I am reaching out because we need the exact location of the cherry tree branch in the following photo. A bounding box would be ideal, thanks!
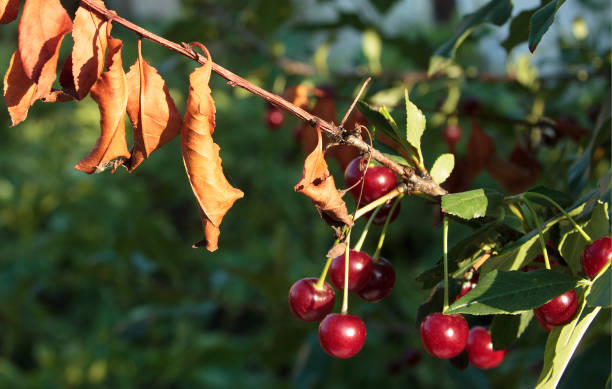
[80,0,447,197]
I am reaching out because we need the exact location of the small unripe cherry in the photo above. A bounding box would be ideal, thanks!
[265,105,285,129]
[443,124,463,148]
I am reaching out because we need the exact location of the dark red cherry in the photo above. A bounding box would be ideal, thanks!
[533,308,555,331]
[357,257,396,302]
[443,124,463,148]
[533,289,578,326]
[318,313,366,358]
[329,250,373,292]
[466,327,507,369]
[366,201,401,226]
[420,313,469,359]
[288,278,335,322]
[581,237,612,278]
[265,105,285,129]
[344,157,397,204]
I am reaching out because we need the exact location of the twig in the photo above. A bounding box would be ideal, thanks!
[340,77,371,127]
[80,0,448,198]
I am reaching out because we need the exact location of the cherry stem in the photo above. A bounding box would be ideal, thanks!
[442,216,450,313]
[523,192,593,244]
[354,184,408,221]
[353,205,382,252]
[522,198,551,270]
[341,229,352,315]
[315,256,334,290]
[373,194,404,262]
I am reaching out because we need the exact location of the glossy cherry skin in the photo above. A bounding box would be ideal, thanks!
[533,309,555,331]
[344,157,397,204]
[288,278,335,322]
[420,313,469,359]
[265,105,285,129]
[466,327,507,369]
[533,289,578,327]
[581,237,612,278]
[329,250,373,292]
[357,257,396,302]
[318,313,366,358]
[367,202,401,226]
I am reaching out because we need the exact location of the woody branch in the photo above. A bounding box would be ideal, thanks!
[80,0,447,198]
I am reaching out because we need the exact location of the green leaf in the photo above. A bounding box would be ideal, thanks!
[430,154,455,184]
[586,266,611,308]
[535,298,601,388]
[528,0,566,53]
[480,201,590,274]
[429,0,513,74]
[490,311,533,350]
[357,100,414,155]
[527,186,573,208]
[501,7,540,53]
[404,89,426,162]
[559,201,609,275]
[446,270,580,315]
[441,188,504,220]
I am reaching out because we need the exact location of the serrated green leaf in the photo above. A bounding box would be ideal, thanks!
[490,311,533,350]
[587,266,611,308]
[441,189,504,220]
[559,201,609,275]
[429,0,513,75]
[430,154,455,184]
[536,297,601,389]
[528,0,566,53]
[404,90,426,161]
[357,101,414,156]
[446,270,580,315]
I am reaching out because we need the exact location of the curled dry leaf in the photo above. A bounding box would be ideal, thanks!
[18,0,72,83]
[0,0,19,24]
[181,44,244,252]
[125,40,182,171]
[3,50,36,126]
[295,123,353,232]
[71,0,108,100]
[75,31,130,174]
[41,89,75,103]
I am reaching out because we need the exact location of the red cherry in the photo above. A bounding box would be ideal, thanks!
[288,278,335,322]
[533,289,578,327]
[318,313,366,358]
[329,250,373,292]
[533,308,555,331]
[357,257,396,302]
[420,313,469,359]
[581,237,612,278]
[344,157,397,204]
[443,124,463,148]
[366,201,401,226]
[466,327,507,369]
[265,105,285,129]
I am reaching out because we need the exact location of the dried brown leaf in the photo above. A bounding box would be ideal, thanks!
[33,33,68,101]
[40,89,75,103]
[181,44,244,252]
[3,50,36,126]
[0,0,19,24]
[295,124,353,230]
[125,41,182,171]
[71,0,108,100]
[75,34,130,174]
[18,0,72,82]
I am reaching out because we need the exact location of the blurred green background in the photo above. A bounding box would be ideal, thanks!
[0,0,610,388]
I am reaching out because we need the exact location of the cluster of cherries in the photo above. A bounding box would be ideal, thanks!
[288,157,400,358]
[420,236,611,369]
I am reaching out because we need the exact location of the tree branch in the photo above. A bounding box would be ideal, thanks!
[80,0,447,197]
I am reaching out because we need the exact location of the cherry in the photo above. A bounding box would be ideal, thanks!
[366,201,401,226]
[460,97,481,116]
[466,327,506,369]
[533,309,555,331]
[265,105,285,129]
[288,278,335,322]
[581,236,612,278]
[344,157,397,204]
[329,250,373,292]
[318,313,366,358]
[443,124,463,148]
[357,257,396,302]
[420,313,469,359]
[533,289,578,328]
[456,268,479,300]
